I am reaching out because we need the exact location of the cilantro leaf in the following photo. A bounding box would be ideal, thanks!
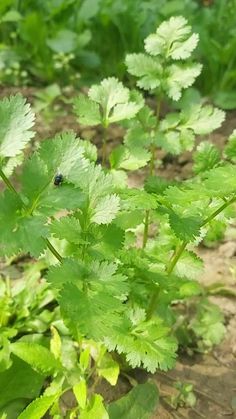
[204,164,236,197]
[0,94,35,158]
[158,207,202,242]
[91,194,120,225]
[39,131,85,177]
[181,104,225,134]
[88,77,141,124]
[50,216,82,244]
[144,16,199,60]
[224,129,236,162]
[59,283,124,340]
[193,142,221,174]
[125,53,162,91]
[105,313,177,373]
[173,250,203,280]
[166,63,202,101]
[73,94,101,126]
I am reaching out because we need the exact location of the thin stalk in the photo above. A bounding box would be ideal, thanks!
[101,123,108,166]
[166,241,188,275]
[146,289,160,320]
[142,210,150,249]
[202,195,236,226]
[44,238,63,263]
[142,95,162,249]
[147,195,236,319]
[0,167,21,198]
[0,167,63,264]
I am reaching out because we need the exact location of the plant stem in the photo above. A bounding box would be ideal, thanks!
[146,195,236,319]
[142,210,150,249]
[102,124,108,166]
[146,289,160,320]
[0,167,63,264]
[202,195,236,226]
[142,96,162,249]
[166,241,188,275]
[44,238,63,263]
[0,167,21,198]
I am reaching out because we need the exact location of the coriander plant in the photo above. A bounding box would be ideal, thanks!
[0,16,235,418]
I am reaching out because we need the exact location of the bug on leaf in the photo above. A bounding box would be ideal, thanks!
[54,173,63,186]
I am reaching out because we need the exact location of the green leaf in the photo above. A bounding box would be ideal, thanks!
[193,142,221,174]
[109,102,141,123]
[1,154,24,178]
[39,184,86,213]
[105,314,177,372]
[159,207,202,242]
[47,29,78,53]
[0,356,44,410]
[125,53,161,91]
[18,394,58,419]
[50,216,82,244]
[204,164,236,197]
[98,353,119,386]
[1,10,22,22]
[166,63,202,101]
[225,129,236,162]
[182,104,225,134]
[79,0,101,20]
[73,94,101,126]
[50,326,61,360]
[88,77,141,123]
[120,189,158,211]
[73,380,87,409]
[39,131,85,177]
[0,95,35,158]
[91,194,120,224]
[190,300,226,348]
[16,216,49,257]
[144,16,199,60]
[89,77,129,117]
[145,176,175,195]
[80,394,108,419]
[10,342,60,375]
[47,259,87,289]
[108,382,159,419]
[0,191,48,257]
[21,154,49,203]
[173,251,203,280]
[59,283,124,341]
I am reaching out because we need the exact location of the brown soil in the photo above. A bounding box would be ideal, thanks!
[1,86,236,418]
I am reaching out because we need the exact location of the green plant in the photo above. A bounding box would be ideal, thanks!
[0,16,235,418]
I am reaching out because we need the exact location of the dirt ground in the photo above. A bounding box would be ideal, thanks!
[1,86,236,418]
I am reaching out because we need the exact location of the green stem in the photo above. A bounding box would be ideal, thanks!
[166,241,187,275]
[146,289,160,320]
[102,123,108,166]
[27,179,52,215]
[44,238,63,263]
[142,95,162,249]
[142,210,150,249]
[0,167,63,264]
[147,195,236,319]
[0,167,21,198]
[202,195,236,226]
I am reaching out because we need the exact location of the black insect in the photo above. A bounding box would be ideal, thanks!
[54,173,63,186]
